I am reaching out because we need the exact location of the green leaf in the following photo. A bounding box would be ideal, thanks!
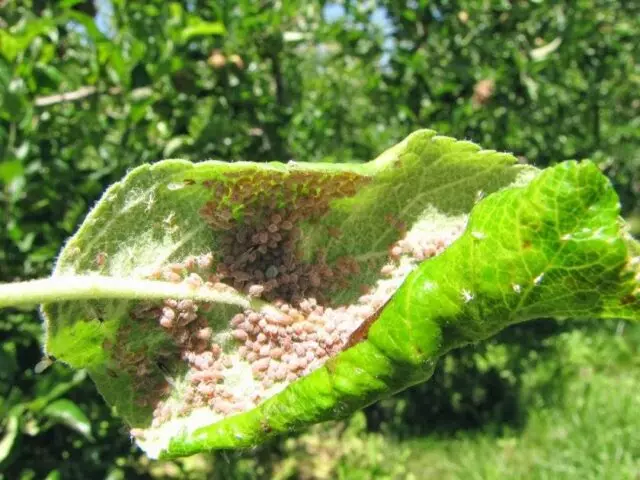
[180,18,226,43]
[0,160,24,184]
[41,399,94,441]
[2,130,637,458]
[0,412,21,470]
[28,370,87,412]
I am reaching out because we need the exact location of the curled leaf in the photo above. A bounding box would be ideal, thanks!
[29,130,637,458]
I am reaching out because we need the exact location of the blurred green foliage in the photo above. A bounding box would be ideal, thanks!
[0,0,638,478]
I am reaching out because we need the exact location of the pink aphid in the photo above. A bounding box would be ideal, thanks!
[248,284,265,297]
[185,273,203,289]
[231,313,245,327]
[265,325,279,336]
[259,345,270,357]
[197,327,212,340]
[159,315,173,329]
[269,347,283,360]
[213,399,232,415]
[177,299,195,311]
[232,329,248,341]
[193,355,213,370]
[196,383,216,397]
[163,271,182,283]
[252,357,270,373]
[274,364,288,381]
[183,255,197,269]
[197,253,213,269]
[190,370,222,384]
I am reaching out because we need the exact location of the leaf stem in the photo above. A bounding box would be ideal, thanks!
[0,276,252,309]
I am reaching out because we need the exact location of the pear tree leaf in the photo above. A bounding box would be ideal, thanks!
[0,130,635,458]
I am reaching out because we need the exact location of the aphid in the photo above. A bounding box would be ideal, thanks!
[259,345,270,357]
[269,347,283,359]
[232,329,248,341]
[191,370,222,383]
[231,313,246,327]
[163,270,182,283]
[252,357,270,372]
[185,273,204,289]
[95,252,107,267]
[248,284,265,297]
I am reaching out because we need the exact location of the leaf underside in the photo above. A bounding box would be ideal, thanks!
[40,130,638,458]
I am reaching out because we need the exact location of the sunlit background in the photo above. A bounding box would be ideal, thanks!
[1,1,638,478]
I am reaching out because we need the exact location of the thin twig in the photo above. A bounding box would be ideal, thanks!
[34,86,124,107]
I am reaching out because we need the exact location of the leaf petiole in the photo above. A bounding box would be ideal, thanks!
[0,276,253,309]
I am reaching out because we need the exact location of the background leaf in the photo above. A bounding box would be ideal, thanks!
[41,399,94,441]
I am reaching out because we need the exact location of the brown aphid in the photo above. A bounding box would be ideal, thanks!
[95,252,108,267]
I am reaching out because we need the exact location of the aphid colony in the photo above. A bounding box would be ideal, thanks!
[126,170,467,434]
